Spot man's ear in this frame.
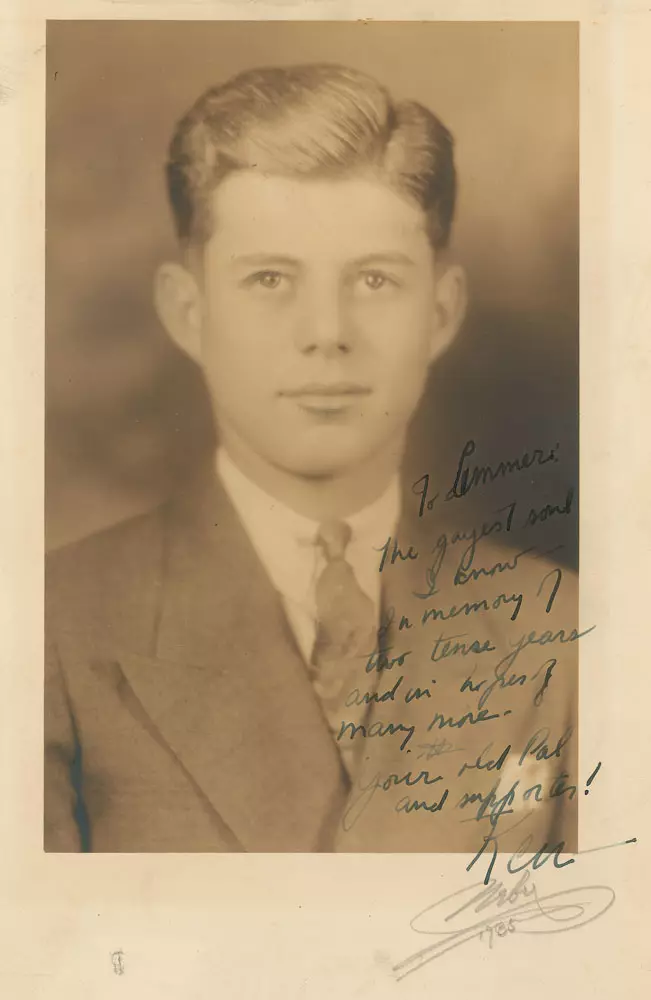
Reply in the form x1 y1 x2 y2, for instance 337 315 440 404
153 262 204 364
429 263 468 364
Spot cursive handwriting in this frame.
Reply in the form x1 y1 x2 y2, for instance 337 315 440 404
419 590 524 623
495 624 595 670
340 748 461 831
446 439 560 501
467 822 636 886
337 718 415 752
392 873 615 980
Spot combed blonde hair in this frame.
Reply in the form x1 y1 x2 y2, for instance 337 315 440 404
166 63 457 252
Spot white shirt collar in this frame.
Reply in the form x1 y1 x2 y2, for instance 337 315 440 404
216 447 401 661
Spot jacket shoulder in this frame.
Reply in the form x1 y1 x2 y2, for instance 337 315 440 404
46 506 168 652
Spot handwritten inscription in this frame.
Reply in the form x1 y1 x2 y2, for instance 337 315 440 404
336 438 584 859
390 825 637 980
392 872 616 980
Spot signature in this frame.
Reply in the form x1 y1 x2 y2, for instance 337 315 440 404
392 872 615 981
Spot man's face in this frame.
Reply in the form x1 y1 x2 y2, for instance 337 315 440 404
192 170 461 478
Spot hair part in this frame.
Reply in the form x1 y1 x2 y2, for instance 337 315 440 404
166 63 457 253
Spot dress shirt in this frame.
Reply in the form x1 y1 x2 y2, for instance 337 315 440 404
216 448 401 664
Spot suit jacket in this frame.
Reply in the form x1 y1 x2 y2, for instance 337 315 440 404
45 471 578 853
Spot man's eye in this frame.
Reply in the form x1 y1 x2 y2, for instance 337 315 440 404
249 270 285 290
358 271 394 292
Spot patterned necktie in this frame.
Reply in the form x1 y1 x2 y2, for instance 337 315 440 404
310 521 379 776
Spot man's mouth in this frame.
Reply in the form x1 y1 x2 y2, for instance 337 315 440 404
280 383 372 415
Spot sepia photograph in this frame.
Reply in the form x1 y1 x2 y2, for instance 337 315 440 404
44 19 580 854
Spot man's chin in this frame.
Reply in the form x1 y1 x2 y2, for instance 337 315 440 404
273 444 371 481
268 425 403 481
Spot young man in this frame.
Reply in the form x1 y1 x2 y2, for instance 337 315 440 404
45 64 578 853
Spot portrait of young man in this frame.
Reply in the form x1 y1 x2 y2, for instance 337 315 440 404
45 23 580 855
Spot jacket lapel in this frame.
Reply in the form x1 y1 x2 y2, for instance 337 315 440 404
116 472 347 852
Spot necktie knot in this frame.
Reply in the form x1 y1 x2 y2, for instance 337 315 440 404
317 520 352 562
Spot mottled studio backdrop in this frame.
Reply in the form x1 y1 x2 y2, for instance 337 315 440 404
46 21 578 565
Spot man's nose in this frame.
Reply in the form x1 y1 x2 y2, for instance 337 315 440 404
293 285 353 356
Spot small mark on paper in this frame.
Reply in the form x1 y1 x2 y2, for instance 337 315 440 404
0 79 13 106
111 950 125 976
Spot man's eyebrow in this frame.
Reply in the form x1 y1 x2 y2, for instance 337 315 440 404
228 251 419 269
351 252 418 268
229 254 302 268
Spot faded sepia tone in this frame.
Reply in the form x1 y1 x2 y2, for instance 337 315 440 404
45 20 579 854
47 20 578 558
